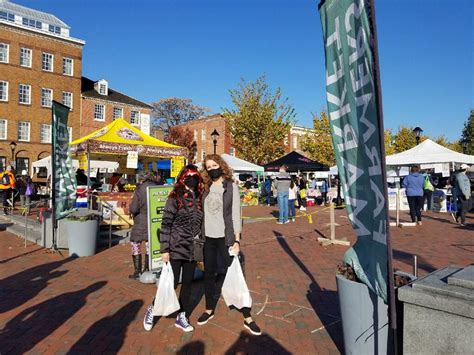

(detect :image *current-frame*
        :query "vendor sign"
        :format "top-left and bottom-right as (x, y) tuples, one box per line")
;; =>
(127, 151), (138, 169)
(171, 156), (185, 177)
(147, 185), (173, 271)
(78, 153), (88, 171)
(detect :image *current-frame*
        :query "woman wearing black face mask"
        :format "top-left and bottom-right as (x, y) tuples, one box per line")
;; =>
(197, 154), (262, 336)
(143, 165), (204, 333)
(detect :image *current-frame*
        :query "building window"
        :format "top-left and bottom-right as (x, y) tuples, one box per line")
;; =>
(130, 110), (140, 125)
(40, 124), (52, 143)
(62, 92), (73, 110)
(20, 48), (32, 67)
(201, 150), (206, 161)
(0, 11), (15, 22)
(68, 127), (73, 143)
(62, 57), (73, 76)
(99, 83), (107, 95)
(0, 157), (6, 172)
(292, 136), (298, 149)
(41, 88), (53, 107)
(49, 24), (61, 34)
(230, 147), (235, 157)
(16, 158), (29, 175)
(201, 129), (206, 141)
(194, 130), (198, 141)
(0, 43), (9, 63)
(22, 17), (42, 29)
(94, 104), (105, 121)
(18, 121), (30, 142)
(0, 81), (8, 101)
(0, 119), (7, 140)
(113, 107), (123, 120)
(18, 84), (31, 104)
(42, 52), (53, 72)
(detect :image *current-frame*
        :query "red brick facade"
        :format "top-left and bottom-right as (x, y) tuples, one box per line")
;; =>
(0, 22), (83, 175)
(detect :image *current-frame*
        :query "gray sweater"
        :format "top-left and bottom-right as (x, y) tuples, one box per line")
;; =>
(274, 171), (291, 193)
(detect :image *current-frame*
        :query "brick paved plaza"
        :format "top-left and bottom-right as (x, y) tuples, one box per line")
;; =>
(0, 205), (472, 354)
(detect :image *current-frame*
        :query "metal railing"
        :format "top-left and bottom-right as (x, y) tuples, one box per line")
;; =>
(21, 198), (52, 248)
(99, 199), (133, 248)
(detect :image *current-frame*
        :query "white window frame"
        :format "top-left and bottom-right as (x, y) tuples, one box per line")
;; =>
(94, 104), (105, 121)
(41, 88), (53, 107)
(292, 136), (298, 149)
(18, 121), (30, 142)
(230, 147), (235, 157)
(42, 52), (54, 72)
(62, 91), (73, 110)
(0, 81), (8, 102)
(18, 84), (31, 105)
(40, 124), (52, 143)
(20, 47), (32, 68)
(99, 83), (107, 95)
(0, 43), (9, 63)
(113, 107), (123, 120)
(0, 119), (7, 140)
(201, 129), (206, 141)
(201, 150), (206, 161)
(130, 110), (140, 125)
(68, 127), (73, 143)
(62, 57), (73, 76)
(194, 130), (198, 141)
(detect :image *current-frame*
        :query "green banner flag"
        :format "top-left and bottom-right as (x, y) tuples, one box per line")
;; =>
(52, 102), (77, 220)
(319, 0), (389, 301)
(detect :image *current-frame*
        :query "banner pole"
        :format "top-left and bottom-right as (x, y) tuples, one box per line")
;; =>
(51, 103), (58, 251)
(367, 0), (398, 353)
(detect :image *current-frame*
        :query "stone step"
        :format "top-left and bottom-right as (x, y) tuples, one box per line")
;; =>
(4, 222), (43, 245)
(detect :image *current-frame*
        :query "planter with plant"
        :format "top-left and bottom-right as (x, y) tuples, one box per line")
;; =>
(65, 212), (101, 257)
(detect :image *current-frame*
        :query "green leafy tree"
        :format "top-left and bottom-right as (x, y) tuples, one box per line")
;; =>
(460, 110), (474, 154)
(300, 112), (335, 166)
(384, 129), (395, 155)
(392, 126), (427, 153)
(151, 97), (209, 135)
(223, 76), (295, 165)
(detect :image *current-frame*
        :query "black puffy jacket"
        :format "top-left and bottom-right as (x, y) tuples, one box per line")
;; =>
(159, 191), (203, 261)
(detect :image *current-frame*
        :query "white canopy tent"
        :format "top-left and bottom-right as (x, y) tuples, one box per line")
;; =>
(32, 155), (119, 175)
(196, 154), (264, 173)
(386, 139), (474, 167)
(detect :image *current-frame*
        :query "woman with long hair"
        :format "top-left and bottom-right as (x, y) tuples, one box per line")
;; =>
(196, 154), (262, 336)
(143, 164), (204, 332)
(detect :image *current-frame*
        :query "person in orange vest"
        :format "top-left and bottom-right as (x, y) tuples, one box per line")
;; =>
(0, 166), (16, 215)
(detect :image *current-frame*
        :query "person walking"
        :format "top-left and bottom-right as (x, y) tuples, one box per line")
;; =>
(274, 165), (291, 224)
(196, 154), (261, 336)
(423, 170), (435, 212)
(298, 175), (308, 211)
(288, 177), (298, 222)
(402, 165), (426, 225)
(320, 179), (329, 205)
(0, 166), (16, 215)
(454, 164), (472, 227)
(128, 171), (158, 280)
(17, 170), (33, 215)
(143, 165), (204, 332)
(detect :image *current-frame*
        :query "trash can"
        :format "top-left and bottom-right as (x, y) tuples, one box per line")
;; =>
(65, 214), (100, 257)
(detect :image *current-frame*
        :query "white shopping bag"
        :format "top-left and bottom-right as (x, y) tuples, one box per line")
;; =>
(153, 262), (180, 316)
(222, 257), (252, 309)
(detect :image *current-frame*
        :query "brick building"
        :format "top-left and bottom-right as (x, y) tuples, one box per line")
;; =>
(176, 113), (314, 162)
(80, 77), (152, 137)
(0, 0), (84, 174)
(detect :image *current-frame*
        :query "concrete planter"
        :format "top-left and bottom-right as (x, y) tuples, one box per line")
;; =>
(337, 271), (415, 354)
(66, 219), (99, 257)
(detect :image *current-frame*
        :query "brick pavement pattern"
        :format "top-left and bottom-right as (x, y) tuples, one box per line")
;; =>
(0, 206), (472, 354)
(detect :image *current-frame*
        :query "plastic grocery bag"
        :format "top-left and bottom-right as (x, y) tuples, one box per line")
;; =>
(222, 256), (252, 309)
(153, 262), (180, 316)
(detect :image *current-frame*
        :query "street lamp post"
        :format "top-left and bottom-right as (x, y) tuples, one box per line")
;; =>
(211, 129), (219, 154)
(10, 141), (17, 168)
(412, 127), (423, 145)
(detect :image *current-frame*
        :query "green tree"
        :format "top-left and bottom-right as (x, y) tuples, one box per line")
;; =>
(223, 76), (295, 165)
(392, 126), (427, 153)
(460, 110), (474, 154)
(384, 129), (395, 155)
(151, 97), (209, 135)
(300, 112), (335, 166)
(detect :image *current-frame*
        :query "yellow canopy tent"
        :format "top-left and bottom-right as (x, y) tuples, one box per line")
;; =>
(70, 118), (186, 159)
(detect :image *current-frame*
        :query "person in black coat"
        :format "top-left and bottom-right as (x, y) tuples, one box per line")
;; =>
(128, 171), (158, 280)
(143, 164), (204, 333)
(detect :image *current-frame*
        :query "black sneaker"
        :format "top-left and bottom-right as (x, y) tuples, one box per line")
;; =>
(197, 311), (214, 325)
(244, 320), (262, 336)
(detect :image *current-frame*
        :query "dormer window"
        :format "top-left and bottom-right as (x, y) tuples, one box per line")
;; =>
(94, 80), (108, 96)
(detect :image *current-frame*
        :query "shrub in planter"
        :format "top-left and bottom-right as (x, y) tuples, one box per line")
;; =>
(65, 212), (101, 257)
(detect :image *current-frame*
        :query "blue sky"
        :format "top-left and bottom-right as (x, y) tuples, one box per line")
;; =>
(18, 0), (473, 141)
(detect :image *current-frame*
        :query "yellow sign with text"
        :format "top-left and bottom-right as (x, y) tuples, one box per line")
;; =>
(78, 153), (88, 170)
(170, 156), (185, 177)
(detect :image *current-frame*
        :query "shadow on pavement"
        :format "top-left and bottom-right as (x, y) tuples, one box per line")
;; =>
(0, 246), (44, 264)
(224, 331), (292, 354)
(274, 231), (344, 353)
(0, 281), (107, 354)
(392, 249), (436, 273)
(177, 340), (206, 355)
(0, 256), (75, 314)
(69, 299), (143, 354)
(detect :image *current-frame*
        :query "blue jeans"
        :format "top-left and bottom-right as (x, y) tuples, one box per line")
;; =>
(277, 192), (289, 222)
(288, 199), (296, 219)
